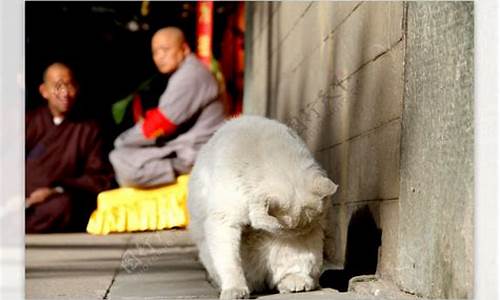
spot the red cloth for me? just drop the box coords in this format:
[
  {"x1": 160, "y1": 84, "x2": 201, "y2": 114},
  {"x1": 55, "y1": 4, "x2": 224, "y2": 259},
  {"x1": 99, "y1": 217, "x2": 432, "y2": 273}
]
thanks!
[
  {"x1": 132, "y1": 94, "x2": 143, "y2": 123},
  {"x1": 142, "y1": 108, "x2": 177, "y2": 139}
]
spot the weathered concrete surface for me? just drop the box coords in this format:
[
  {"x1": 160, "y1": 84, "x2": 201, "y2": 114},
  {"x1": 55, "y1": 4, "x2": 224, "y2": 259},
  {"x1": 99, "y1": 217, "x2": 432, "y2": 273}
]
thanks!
[
  {"x1": 315, "y1": 119, "x2": 401, "y2": 267},
  {"x1": 25, "y1": 231, "x2": 220, "y2": 300},
  {"x1": 26, "y1": 233, "x2": 132, "y2": 300},
  {"x1": 26, "y1": 231, "x2": 369, "y2": 300},
  {"x1": 106, "y1": 232, "x2": 218, "y2": 300},
  {"x1": 245, "y1": 2, "x2": 405, "y2": 146},
  {"x1": 398, "y1": 2, "x2": 474, "y2": 298},
  {"x1": 348, "y1": 275, "x2": 418, "y2": 300}
]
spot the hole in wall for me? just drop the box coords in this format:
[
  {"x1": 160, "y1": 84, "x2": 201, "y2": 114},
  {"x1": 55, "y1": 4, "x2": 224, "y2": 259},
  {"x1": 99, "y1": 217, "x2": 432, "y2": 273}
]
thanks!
[{"x1": 320, "y1": 205, "x2": 382, "y2": 292}]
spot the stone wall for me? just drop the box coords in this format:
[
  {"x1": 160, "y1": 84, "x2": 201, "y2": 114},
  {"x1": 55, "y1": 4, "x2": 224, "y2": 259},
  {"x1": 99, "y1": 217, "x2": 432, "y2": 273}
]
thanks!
[
  {"x1": 244, "y1": 1, "x2": 473, "y2": 298},
  {"x1": 245, "y1": 0, "x2": 405, "y2": 282},
  {"x1": 398, "y1": 2, "x2": 474, "y2": 298}
]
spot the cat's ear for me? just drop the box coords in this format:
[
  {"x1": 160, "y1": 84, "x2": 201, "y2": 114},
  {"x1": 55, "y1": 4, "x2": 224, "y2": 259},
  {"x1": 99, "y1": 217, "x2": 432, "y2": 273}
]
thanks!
[{"x1": 313, "y1": 175, "x2": 338, "y2": 198}]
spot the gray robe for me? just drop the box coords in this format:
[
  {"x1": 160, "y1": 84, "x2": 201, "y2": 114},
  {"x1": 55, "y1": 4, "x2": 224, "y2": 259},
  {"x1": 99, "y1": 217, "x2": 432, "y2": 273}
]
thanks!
[{"x1": 110, "y1": 54, "x2": 225, "y2": 187}]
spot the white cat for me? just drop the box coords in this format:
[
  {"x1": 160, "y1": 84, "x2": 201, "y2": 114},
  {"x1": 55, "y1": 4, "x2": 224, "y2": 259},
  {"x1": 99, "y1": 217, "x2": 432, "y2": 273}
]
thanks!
[{"x1": 187, "y1": 115, "x2": 338, "y2": 299}]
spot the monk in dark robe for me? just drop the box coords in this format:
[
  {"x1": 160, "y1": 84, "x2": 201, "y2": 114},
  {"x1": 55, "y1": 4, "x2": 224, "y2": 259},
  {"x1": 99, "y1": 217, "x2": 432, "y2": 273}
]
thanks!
[{"x1": 26, "y1": 63, "x2": 114, "y2": 233}]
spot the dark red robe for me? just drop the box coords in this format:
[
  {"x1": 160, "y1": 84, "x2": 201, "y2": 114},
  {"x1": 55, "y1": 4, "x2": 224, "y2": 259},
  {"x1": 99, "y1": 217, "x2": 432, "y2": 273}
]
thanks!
[{"x1": 26, "y1": 106, "x2": 114, "y2": 232}]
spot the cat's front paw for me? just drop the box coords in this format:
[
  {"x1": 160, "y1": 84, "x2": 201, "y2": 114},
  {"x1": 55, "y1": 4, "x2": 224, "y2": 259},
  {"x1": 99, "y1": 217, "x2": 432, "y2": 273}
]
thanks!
[
  {"x1": 277, "y1": 274, "x2": 315, "y2": 293},
  {"x1": 252, "y1": 215, "x2": 283, "y2": 233},
  {"x1": 220, "y1": 287, "x2": 250, "y2": 299}
]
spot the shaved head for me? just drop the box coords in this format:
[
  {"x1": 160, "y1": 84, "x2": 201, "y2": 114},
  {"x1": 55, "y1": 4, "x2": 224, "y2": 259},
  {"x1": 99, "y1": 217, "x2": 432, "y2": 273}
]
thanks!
[
  {"x1": 151, "y1": 27, "x2": 191, "y2": 74},
  {"x1": 39, "y1": 62, "x2": 78, "y2": 117},
  {"x1": 152, "y1": 27, "x2": 186, "y2": 47},
  {"x1": 43, "y1": 63, "x2": 73, "y2": 83}
]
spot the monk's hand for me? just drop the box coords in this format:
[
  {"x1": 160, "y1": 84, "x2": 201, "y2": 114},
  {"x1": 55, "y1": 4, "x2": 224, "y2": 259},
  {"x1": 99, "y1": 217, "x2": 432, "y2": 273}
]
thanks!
[{"x1": 26, "y1": 187, "x2": 58, "y2": 207}]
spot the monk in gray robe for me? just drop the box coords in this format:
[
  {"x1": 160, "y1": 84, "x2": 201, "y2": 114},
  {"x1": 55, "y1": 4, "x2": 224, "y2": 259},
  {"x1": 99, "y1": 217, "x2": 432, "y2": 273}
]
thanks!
[{"x1": 109, "y1": 27, "x2": 225, "y2": 187}]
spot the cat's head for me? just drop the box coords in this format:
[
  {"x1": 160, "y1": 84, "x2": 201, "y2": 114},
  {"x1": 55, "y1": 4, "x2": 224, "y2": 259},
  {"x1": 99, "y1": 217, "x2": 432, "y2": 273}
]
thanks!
[{"x1": 266, "y1": 173, "x2": 338, "y2": 230}]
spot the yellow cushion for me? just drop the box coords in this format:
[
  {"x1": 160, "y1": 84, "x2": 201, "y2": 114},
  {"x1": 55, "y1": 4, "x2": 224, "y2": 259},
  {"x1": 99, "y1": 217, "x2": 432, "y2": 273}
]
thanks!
[{"x1": 87, "y1": 175, "x2": 190, "y2": 235}]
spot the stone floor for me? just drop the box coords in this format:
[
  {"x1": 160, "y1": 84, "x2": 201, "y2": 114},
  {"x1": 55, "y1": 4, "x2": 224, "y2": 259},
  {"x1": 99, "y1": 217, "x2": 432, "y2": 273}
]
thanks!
[{"x1": 25, "y1": 230, "x2": 417, "y2": 300}]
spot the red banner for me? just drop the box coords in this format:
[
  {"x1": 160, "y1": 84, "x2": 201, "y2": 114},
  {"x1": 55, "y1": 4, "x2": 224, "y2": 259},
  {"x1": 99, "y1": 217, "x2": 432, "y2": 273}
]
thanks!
[{"x1": 196, "y1": 1, "x2": 213, "y2": 68}]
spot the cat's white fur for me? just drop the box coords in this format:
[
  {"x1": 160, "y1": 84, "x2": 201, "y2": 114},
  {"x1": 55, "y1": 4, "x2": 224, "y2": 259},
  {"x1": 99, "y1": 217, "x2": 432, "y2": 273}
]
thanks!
[{"x1": 187, "y1": 116, "x2": 338, "y2": 299}]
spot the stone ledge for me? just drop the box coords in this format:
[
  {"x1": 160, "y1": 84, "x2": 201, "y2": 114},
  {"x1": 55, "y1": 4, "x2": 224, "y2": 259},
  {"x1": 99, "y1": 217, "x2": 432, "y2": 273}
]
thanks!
[{"x1": 349, "y1": 275, "x2": 422, "y2": 300}]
